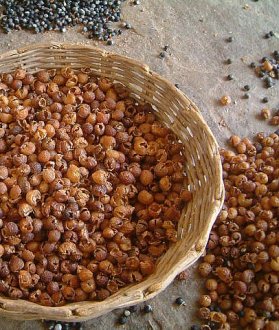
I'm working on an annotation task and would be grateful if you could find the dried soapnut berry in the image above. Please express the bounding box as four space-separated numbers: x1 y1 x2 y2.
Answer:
0 68 188 306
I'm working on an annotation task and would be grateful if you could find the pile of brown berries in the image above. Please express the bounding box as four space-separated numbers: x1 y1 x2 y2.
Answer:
197 132 279 329
0 67 190 306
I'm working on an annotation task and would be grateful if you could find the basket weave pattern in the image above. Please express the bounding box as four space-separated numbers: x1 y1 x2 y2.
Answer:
0 43 224 321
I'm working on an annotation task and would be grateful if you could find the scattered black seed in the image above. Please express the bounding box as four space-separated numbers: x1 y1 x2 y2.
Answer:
227 36 233 42
129 305 138 313
214 306 222 312
263 311 272 319
61 323 70 330
159 52 166 59
226 58 232 64
190 326 200 330
247 262 255 270
250 62 256 68
118 316 128 325
254 142 263 152
0 0 127 41
143 304 153 313
258 71 265 78
125 23 132 29
262 56 268 63
175 297 186 305
244 85 250 91
107 39 114 46
44 320 56 330
175 83 180 89
244 93 250 99
265 33 271 39
269 30 275 36
208 321 219 330
227 74 234 80
238 310 245 317
133 0 140 4
163 45 169 51
265 76 274 88
262 97 269 103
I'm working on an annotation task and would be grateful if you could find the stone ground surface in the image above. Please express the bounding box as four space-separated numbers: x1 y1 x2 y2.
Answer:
0 0 278 329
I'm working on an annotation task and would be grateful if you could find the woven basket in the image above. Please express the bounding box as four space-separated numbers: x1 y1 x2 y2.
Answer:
0 43 224 322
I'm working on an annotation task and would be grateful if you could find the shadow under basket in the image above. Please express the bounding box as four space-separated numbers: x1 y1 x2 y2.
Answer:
0 43 224 322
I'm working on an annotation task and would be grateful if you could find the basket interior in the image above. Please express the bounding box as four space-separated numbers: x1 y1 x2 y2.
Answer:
0 44 224 321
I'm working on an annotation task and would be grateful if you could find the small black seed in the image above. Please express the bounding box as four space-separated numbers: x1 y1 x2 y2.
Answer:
107 39 114 45
159 52 166 59
214 306 222 312
143 305 153 313
227 74 233 80
226 58 232 64
238 311 245 317
190 326 200 330
247 263 255 271
262 97 269 103
227 36 233 42
265 76 273 83
208 321 219 330
254 142 263 152
258 71 265 78
175 297 185 305
118 316 128 325
129 305 138 313
262 56 268 63
62 323 70 330
175 83 180 89
269 31 275 36
244 85 250 91
264 311 272 319
265 33 271 39
250 62 256 68
163 45 169 51
244 93 250 99
76 323 84 330
125 23 132 29
265 76 274 88
133 0 140 5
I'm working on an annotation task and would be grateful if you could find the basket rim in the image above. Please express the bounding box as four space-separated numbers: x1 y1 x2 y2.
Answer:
0 42 224 321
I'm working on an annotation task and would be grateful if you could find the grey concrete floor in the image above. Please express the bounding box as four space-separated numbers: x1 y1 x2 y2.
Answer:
0 0 278 329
